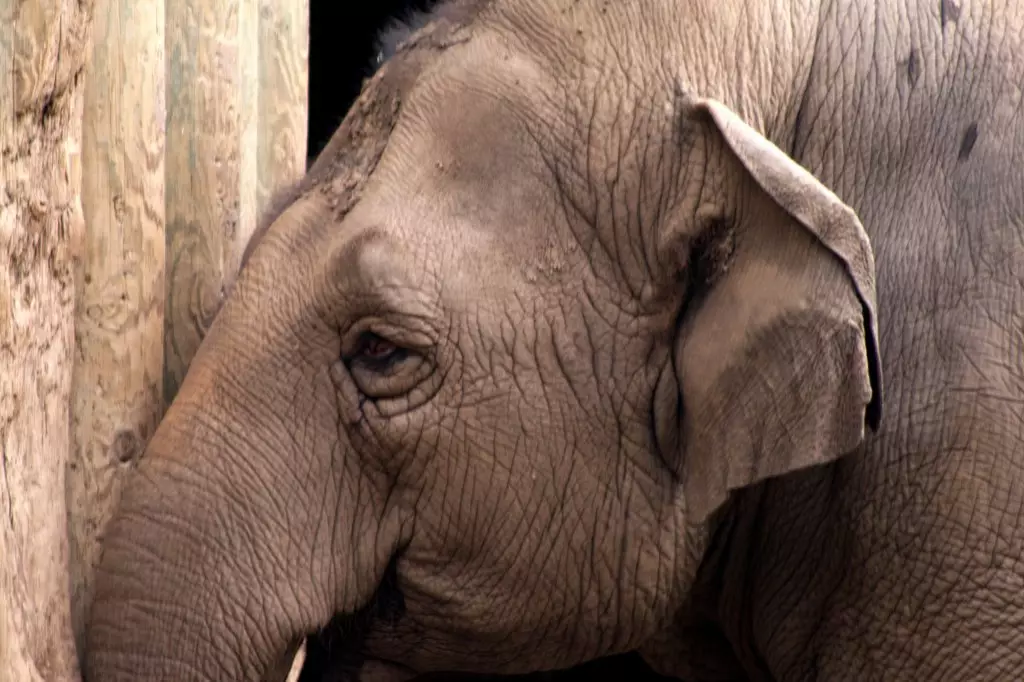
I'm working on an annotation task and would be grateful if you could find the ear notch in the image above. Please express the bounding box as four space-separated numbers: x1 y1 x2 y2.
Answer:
669 98 883 523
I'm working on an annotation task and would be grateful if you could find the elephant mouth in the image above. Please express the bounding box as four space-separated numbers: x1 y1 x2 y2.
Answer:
282 557 671 681
291 556 409 682
292 623 673 682
293 619 673 682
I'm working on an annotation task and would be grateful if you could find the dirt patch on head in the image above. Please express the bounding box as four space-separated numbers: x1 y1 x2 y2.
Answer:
239 0 494 272
307 0 493 218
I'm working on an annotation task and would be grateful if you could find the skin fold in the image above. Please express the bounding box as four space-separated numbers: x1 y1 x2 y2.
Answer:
84 0 1024 680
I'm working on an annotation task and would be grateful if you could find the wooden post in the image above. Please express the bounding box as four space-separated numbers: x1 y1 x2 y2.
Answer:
163 0 255 403
0 0 308 675
163 0 309 404
68 0 166 654
257 0 310 218
0 1 94 680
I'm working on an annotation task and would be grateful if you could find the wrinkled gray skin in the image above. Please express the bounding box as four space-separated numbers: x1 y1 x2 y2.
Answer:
86 0 1024 680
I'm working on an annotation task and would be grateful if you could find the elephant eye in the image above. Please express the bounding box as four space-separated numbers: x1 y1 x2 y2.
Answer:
353 332 405 368
360 333 396 359
342 323 438 403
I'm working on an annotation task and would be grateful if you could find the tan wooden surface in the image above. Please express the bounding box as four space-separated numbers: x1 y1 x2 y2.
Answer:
164 0 308 403
1 0 309 676
258 0 310 216
164 0 253 402
0 1 94 679
69 0 167 655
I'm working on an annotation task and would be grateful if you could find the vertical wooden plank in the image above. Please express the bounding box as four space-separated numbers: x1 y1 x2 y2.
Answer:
163 0 309 403
257 0 309 214
164 0 257 404
69 0 166 653
0 0 93 679
237 0 261 279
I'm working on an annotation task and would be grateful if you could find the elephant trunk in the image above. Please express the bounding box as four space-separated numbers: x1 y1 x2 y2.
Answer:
84 423 319 680
83 333 386 681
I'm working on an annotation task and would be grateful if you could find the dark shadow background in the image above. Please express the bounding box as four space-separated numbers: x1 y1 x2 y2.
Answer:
300 2 676 680
307 0 439 165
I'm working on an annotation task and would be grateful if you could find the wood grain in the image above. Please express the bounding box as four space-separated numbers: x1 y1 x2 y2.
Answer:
164 0 249 403
164 0 308 404
69 0 166 655
1 0 307 676
257 0 309 219
0 0 94 679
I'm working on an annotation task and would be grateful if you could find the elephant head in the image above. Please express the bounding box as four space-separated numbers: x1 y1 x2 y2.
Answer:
85 1 881 679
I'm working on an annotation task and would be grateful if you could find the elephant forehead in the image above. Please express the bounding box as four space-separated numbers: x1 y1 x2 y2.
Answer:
383 43 558 194
351 64 583 280
371 14 681 232
324 6 673 306
330 197 576 318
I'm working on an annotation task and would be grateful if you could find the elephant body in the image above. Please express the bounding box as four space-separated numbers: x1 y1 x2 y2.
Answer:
86 1 1024 680
647 3 1024 679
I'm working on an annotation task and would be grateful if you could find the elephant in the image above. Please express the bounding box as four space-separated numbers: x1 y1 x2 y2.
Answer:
85 0 1024 679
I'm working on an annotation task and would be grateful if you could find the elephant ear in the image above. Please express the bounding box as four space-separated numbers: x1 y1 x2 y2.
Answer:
663 98 883 523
